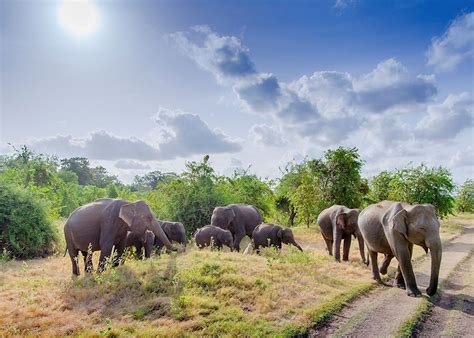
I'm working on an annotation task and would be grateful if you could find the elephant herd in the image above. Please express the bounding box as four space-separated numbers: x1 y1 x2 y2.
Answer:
64 198 442 297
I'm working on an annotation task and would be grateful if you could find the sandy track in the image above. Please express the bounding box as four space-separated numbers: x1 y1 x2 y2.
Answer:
415 253 474 337
309 225 474 337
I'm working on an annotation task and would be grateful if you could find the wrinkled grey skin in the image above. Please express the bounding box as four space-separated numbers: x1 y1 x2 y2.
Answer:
194 225 234 250
125 230 155 259
359 201 442 297
211 204 262 251
317 205 366 264
251 223 303 253
64 198 174 275
154 221 187 251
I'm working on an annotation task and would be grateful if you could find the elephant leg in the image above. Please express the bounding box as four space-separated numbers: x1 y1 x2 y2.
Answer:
324 238 333 256
98 244 113 273
81 250 93 274
68 247 80 276
394 264 406 289
369 250 384 284
379 254 394 275
342 235 351 261
333 228 342 262
114 240 126 266
396 245 421 297
233 231 245 252
357 234 367 265
134 243 143 260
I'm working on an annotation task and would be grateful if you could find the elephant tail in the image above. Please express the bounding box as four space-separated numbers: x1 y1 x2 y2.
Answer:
63 247 68 257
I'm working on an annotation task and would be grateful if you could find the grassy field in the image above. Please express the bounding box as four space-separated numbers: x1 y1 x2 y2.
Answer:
0 214 470 337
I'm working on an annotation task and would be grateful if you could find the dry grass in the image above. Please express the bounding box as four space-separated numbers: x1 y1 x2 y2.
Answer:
0 214 469 337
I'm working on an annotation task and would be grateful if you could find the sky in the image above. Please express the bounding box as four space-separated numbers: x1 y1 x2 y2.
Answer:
1 0 473 184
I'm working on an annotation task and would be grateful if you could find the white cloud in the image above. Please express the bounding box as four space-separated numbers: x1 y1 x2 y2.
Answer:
114 159 151 170
449 145 474 168
26 108 241 161
249 124 288 147
415 92 474 140
427 12 474 72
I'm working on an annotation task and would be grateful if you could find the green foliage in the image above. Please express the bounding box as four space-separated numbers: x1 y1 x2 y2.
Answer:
455 179 474 213
369 164 455 218
275 147 364 226
132 171 178 191
0 181 58 258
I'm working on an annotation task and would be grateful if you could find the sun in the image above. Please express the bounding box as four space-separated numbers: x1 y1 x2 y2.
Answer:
58 0 100 37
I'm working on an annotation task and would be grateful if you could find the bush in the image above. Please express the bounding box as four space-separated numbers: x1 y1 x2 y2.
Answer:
455 179 474 213
369 164 455 218
0 182 58 258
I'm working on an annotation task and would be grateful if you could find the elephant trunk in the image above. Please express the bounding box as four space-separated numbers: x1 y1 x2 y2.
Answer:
150 219 174 250
293 241 303 251
426 237 442 296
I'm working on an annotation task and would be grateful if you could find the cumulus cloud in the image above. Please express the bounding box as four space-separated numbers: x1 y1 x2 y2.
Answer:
249 124 288 147
168 25 256 84
170 26 440 148
114 160 151 170
427 12 474 72
153 107 241 157
27 108 241 161
449 145 474 168
415 92 474 140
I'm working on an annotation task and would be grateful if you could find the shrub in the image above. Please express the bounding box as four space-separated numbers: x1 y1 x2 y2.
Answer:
0 181 58 258
455 179 474 213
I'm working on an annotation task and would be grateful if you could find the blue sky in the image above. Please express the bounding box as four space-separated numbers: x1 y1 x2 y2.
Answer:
1 0 473 183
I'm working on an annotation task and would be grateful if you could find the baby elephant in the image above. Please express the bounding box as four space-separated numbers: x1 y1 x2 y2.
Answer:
125 230 155 259
251 223 303 253
154 221 187 251
194 225 234 250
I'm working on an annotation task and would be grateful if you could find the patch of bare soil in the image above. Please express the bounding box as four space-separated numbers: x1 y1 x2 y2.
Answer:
309 225 474 337
415 253 474 337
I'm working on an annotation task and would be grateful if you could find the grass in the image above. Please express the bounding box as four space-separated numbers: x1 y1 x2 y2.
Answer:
0 214 470 337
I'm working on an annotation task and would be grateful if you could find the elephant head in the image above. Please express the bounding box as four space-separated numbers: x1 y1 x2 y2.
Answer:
386 203 442 296
277 228 303 251
217 229 234 250
335 208 360 233
211 207 235 230
119 201 175 251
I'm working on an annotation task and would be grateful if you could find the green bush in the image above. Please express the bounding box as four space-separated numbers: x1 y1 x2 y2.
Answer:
0 181 58 258
369 164 455 218
455 179 474 213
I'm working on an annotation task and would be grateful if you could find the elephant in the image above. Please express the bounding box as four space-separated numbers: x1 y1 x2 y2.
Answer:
251 223 303 253
64 198 175 275
211 204 262 251
317 205 366 264
125 230 155 259
154 221 187 251
194 225 234 250
358 200 442 297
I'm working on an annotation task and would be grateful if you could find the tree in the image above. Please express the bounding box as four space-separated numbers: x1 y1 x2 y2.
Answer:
368 171 394 203
374 164 455 218
60 157 92 185
455 179 474 213
132 171 178 191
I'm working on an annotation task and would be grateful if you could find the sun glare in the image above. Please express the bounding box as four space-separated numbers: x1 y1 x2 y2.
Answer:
58 0 100 36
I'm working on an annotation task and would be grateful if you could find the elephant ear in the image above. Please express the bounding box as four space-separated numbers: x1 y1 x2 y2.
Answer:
119 203 136 229
276 228 284 239
225 207 236 221
336 212 347 229
391 208 408 239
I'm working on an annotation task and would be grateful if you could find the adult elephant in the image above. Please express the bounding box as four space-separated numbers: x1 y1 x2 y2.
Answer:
64 198 174 275
154 221 187 251
125 230 155 259
358 201 442 297
317 205 366 264
211 204 262 251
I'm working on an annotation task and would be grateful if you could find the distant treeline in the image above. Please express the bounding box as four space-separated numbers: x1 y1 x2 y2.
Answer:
0 145 472 259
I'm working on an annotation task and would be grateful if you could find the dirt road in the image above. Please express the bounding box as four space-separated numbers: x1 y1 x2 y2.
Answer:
310 223 474 337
